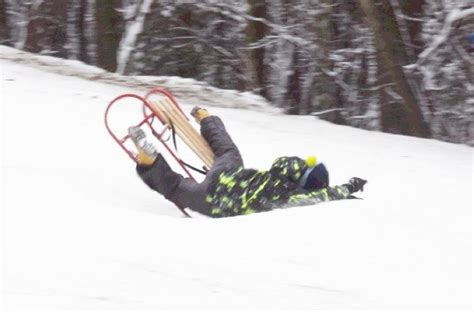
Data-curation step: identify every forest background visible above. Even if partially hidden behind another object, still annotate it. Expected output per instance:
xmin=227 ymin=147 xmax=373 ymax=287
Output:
xmin=1 ymin=0 xmax=473 ymax=145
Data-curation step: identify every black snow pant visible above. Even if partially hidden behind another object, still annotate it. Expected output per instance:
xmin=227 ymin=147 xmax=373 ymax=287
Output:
xmin=136 ymin=116 xmax=243 ymax=215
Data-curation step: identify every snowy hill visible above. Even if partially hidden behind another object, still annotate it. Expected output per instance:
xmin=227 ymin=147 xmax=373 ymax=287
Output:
xmin=1 ymin=49 xmax=472 ymax=310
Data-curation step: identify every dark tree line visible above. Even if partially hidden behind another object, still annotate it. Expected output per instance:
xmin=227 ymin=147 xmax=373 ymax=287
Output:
xmin=2 ymin=0 xmax=473 ymax=145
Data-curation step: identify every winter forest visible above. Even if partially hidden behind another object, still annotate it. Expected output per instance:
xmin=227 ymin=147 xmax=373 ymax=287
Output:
xmin=1 ymin=0 xmax=473 ymax=145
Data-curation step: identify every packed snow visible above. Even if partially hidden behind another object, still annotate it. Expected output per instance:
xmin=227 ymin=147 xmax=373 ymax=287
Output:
xmin=1 ymin=49 xmax=472 ymax=310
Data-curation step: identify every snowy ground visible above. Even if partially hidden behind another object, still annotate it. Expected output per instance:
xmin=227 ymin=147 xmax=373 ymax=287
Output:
xmin=1 ymin=51 xmax=472 ymax=310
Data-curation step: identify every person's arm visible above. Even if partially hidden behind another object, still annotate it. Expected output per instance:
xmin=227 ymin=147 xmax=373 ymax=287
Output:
xmin=286 ymin=177 xmax=367 ymax=206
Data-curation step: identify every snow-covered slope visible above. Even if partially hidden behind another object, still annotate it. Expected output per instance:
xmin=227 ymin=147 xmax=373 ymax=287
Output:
xmin=1 ymin=53 xmax=472 ymax=310
xmin=0 ymin=45 xmax=275 ymax=112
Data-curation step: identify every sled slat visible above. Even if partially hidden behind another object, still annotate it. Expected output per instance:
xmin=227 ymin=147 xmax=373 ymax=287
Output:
xmin=160 ymin=99 xmax=214 ymax=168
xmin=160 ymin=99 xmax=214 ymax=167
xmin=149 ymin=99 xmax=214 ymax=168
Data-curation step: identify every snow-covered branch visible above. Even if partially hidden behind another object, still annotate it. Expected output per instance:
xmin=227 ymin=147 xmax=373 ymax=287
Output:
xmin=310 ymin=108 xmax=346 ymax=116
xmin=116 ymin=0 xmax=153 ymax=74
xmin=406 ymin=7 xmax=474 ymax=70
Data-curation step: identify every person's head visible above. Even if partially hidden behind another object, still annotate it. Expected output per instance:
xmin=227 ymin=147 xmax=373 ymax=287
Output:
xmin=299 ymin=156 xmax=329 ymax=190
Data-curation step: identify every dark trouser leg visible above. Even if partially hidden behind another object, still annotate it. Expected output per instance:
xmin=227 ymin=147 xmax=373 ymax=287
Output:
xmin=175 ymin=116 xmax=243 ymax=212
xmin=136 ymin=154 xmax=209 ymax=214
xmin=136 ymin=116 xmax=242 ymax=216
xmin=200 ymin=116 xmax=243 ymax=178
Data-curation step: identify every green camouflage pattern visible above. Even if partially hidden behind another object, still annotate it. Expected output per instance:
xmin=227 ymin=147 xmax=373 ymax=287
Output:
xmin=206 ymin=156 xmax=351 ymax=217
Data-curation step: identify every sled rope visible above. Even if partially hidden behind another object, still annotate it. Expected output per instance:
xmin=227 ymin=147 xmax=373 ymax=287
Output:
xmin=169 ymin=122 xmax=208 ymax=175
xmin=149 ymin=98 xmax=215 ymax=169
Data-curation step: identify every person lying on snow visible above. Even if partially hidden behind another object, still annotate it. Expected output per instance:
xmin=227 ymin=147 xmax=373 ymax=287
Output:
xmin=129 ymin=107 xmax=367 ymax=218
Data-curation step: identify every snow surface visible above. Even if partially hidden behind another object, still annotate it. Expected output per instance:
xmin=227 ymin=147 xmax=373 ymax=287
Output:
xmin=1 ymin=51 xmax=473 ymax=310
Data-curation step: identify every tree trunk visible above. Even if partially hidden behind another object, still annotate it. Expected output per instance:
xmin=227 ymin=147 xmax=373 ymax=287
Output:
xmin=359 ymin=0 xmax=431 ymax=138
xmin=244 ymin=0 xmax=267 ymax=97
xmin=0 ymin=0 xmax=11 ymax=44
xmin=66 ymin=0 xmax=82 ymax=59
xmin=24 ymin=4 xmax=41 ymax=53
xmin=49 ymin=0 xmax=67 ymax=58
xmin=95 ymin=0 xmax=122 ymax=72
xmin=397 ymin=0 xmax=425 ymax=60
xmin=279 ymin=0 xmax=303 ymax=114
xmin=82 ymin=0 xmax=97 ymax=65
xmin=286 ymin=48 xmax=302 ymax=115
xmin=116 ymin=0 xmax=154 ymax=74
xmin=21 ymin=1 xmax=66 ymax=56
xmin=314 ymin=0 xmax=342 ymax=122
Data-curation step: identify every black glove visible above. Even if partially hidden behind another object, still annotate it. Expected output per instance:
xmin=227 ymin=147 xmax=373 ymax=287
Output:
xmin=344 ymin=177 xmax=367 ymax=193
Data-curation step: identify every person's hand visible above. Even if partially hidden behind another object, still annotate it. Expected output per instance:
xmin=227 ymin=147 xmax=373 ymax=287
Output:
xmin=345 ymin=177 xmax=367 ymax=193
xmin=190 ymin=106 xmax=210 ymax=124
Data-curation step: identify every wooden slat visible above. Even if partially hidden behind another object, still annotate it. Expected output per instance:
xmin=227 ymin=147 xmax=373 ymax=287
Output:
xmin=159 ymin=100 xmax=213 ymax=167
xmin=158 ymin=99 xmax=209 ymax=156
xmin=149 ymin=99 xmax=214 ymax=168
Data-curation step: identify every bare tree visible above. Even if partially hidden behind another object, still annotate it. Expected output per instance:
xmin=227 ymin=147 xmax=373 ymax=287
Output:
xmin=1 ymin=0 xmax=471 ymax=144
xmin=4 ymin=0 xmax=31 ymax=49
xmin=243 ymin=0 xmax=268 ymax=96
xmin=395 ymin=0 xmax=425 ymax=62
xmin=0 ymin=0 xmax=11 ymax=44
xmin=65 ymin=0 xmax=83 ymax=60
xmin=359 ymin=0 xmax=431 ymax=138
xmin=3 ymin=0 xmax=66 ymax=56
xmin=82 ymin=0 xmax=97 ymax=65
xmin=95 ymin=0 xmax=122 ymax=71
xmin=116 ymin=0 xmax=153 ymax=74
xmin=312 ymin=0 xmax=341 ymax=121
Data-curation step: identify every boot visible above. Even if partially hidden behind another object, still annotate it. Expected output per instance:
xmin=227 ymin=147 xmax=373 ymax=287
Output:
xmin=128 ymin=126 xmax=158 ymax=165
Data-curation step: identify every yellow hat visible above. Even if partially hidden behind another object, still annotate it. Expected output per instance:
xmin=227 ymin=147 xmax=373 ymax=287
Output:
xmin=305 ymin=155 xmax=317 ymax=168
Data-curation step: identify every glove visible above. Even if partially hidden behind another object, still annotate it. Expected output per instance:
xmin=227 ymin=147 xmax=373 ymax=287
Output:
xmin=344 ymin=177 xmax=367 ymax=193
xmin=190 ymin=106 xmax=210 ymax=124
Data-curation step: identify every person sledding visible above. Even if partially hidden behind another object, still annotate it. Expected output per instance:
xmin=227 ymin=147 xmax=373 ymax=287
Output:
xmin=129 ymin=107 xmax=367 ymax=218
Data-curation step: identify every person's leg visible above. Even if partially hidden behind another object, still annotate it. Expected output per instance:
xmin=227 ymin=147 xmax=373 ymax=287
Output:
xmin=132 ymin=113 xmax=244 ymax=216
xmin=200 ymin=116 xmax=241 ymax=159
xmin=136 ymin=154 xmax=211 ymax=215
xmin=171 ymin=177 xmax=209 ymax=213
xmin=129 ymin=125 xmax=211 ymax=213
xmin=200 ymin=115 xmax=243 ymax=172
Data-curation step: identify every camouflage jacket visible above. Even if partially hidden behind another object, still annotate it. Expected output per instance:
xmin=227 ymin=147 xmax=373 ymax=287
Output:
xmin=205 ymin=156 xmax=351 ymax=217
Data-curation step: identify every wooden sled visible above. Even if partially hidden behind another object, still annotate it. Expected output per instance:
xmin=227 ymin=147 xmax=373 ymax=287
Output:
xmin=144 ymin=89 xmax=214 ymax=170
xmin=104 ymin=88 xmax=215 ymax=217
